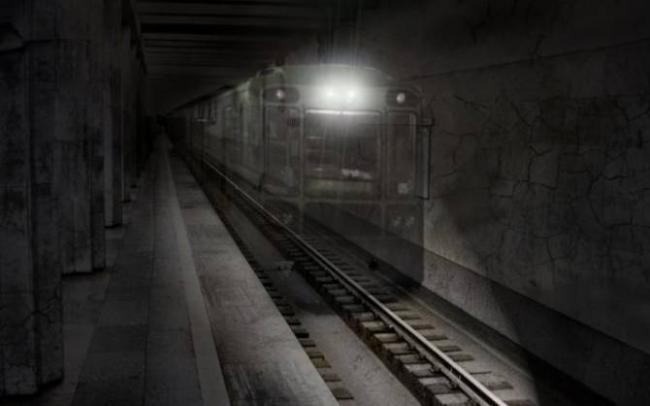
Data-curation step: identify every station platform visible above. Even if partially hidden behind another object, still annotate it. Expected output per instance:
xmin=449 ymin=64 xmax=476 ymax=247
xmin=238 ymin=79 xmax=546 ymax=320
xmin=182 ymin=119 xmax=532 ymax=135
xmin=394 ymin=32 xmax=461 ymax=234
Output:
xmin=5 ymin=139 xmax=337 ymax=406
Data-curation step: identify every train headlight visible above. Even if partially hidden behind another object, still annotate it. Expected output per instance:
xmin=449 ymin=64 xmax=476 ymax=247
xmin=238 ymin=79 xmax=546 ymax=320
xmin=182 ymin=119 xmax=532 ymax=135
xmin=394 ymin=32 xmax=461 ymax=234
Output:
xmin=263 ymin=87 xmax=299 ymax=103
xmin=322 ymin=86 xmax=336 ymax=100
xmin=319 ymin=84 xmax=362 ymax=106
xmin=346 ymin=88 xmax=359 ymax=103
xmin=387 ymin=89 xmax=417 ymax=107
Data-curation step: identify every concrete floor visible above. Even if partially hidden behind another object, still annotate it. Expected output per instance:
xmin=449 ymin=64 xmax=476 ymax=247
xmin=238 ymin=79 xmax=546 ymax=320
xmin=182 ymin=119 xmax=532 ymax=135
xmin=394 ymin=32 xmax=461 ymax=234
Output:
xmin=3 ymin=140 xmax=338 ymax=406
xmin=169 ymin=148 xmax=337 ymax=406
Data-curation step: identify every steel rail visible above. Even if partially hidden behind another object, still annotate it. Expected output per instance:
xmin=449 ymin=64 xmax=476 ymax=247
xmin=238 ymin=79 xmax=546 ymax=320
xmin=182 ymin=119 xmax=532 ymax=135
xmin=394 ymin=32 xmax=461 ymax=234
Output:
xmin=204 ymin=160 xmax=508 ymax=406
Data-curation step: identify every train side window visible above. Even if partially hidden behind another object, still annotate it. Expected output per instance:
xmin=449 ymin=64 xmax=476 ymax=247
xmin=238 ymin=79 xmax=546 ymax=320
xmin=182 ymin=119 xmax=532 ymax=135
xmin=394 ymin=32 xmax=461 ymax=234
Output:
xmin=387 ymin=113 xmax=416 ymax=198
xmin=220 ymin=106 xmax=228 ymax=138
xmin=240 ymin=104 xmax=247 ymax=143
xmin=224 ymin=107 xmax=233 ymax=138
xmin=225 ymin=106 xmax=241 ymax=139
xmin=234 ymin=106 xmax=241 ymax=138
xmin=223 ymin=106 xmax=242 ymax=165
xmin=210 ymin=100 xmax=217 ymax=122
xmin=415 ymin=120 xmax=432 ymax=199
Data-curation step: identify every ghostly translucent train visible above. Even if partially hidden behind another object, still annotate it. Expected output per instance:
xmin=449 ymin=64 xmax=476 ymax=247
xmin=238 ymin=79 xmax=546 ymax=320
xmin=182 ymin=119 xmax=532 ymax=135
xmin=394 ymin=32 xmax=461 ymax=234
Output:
xmin=167 ymin=64 xmax=431 ymax=279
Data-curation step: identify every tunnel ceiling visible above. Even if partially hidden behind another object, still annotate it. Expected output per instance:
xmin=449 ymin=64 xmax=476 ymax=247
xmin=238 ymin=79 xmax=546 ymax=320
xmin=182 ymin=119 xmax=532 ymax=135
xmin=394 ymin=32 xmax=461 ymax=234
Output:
xmin=137 ymin=0 xmax=332 ymax=84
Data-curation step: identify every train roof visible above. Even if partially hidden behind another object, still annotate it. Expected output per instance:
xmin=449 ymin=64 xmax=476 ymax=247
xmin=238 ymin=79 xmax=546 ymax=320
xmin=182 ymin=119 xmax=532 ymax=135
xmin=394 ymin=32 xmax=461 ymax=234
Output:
xmin=253 ymin=64 xmax=394 ymax=86
xmin=167 ymin=85 xmax=235 ymax=114
xmin=168 ymin=64 xmax=407 ymax=114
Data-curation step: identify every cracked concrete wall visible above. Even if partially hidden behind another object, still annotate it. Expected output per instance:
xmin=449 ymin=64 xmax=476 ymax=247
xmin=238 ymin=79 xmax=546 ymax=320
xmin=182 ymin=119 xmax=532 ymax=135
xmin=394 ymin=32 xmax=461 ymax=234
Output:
xmin=0 ymin=0 xmax=145 ymax=396
xmin=289 ymin=0 xmax=650 ymax=403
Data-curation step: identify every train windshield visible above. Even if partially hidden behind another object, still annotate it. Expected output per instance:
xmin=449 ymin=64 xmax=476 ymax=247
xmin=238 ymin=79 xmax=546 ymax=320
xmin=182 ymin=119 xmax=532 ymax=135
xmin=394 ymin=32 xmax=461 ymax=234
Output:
xmin=304 ymin=111 xmax=380 ymax=198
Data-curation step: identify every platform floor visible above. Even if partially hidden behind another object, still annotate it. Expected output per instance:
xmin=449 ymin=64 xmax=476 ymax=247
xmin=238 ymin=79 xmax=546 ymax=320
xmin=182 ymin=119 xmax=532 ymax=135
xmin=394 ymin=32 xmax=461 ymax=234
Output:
xmin=5 ymin=139 xmax=336 ymax=406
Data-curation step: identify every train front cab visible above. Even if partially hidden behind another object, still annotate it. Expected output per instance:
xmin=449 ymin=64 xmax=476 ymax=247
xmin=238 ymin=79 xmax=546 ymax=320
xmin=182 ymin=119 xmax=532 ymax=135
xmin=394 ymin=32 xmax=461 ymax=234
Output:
xmin=258 ymin=67 xmax=432 ymax=283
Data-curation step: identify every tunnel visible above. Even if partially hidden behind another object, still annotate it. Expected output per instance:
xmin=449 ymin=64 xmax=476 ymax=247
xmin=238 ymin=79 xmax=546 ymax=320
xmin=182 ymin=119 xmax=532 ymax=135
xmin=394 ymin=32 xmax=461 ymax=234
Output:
xmin=0 ymin=1 xmax=649 ymax=405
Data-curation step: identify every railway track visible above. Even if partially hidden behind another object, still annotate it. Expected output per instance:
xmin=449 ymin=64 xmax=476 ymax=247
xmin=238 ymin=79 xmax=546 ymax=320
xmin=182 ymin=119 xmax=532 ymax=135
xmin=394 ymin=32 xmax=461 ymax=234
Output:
xmin=199 ymin=158 xmax=535 ymax=406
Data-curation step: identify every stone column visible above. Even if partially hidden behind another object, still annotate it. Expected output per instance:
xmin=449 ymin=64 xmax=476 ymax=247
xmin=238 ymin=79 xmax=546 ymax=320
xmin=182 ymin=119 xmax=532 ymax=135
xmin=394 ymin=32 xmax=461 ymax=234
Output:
xmin=103 ymin=0 xmax=123 ymax=227
xmin=57 ymin=0 xmax=105 ymax=273
xmin=87 ymin=0 xmax=106 ymax=270
xmin=136 ymin=67 xmax=148 ymax=174
xmin=120 ymin=27 xmax=134 ymax=201
xmin=0 ymin=0 xmax=63 ymax=395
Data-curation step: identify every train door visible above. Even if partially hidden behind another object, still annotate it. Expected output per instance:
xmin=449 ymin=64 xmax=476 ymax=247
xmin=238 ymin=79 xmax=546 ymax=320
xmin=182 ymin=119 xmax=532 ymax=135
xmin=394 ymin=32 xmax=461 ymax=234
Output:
xmin=204 ymin=99 xmax=218 ymax=161
xmin=224 ymin=105 xmax=242 ymax=170
xmin=239 ymin=102 xmax=252 ymax=181
xmin=189 ymin=104 xmax=204 ymax=158
xmin=245 ymin=100 xmax=263 ymax=176
xmin=262 ymin=106 xmax=301 ymax=196
xmin=386 ymin=112 xmax=421 ymax=244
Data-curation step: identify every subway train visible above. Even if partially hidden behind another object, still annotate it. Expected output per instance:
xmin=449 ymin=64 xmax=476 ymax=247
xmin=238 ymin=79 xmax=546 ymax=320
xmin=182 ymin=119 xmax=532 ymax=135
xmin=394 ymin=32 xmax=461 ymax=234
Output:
xmin=167 ymin=64 xmax=431 ymax=280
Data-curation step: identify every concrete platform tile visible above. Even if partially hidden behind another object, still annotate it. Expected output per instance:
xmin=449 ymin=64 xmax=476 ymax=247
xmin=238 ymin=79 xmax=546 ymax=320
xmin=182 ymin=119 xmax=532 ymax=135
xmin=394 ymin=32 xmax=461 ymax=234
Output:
xmin=87 ymin=325 xmax=147 ymax=354
xmin=76 ymin=352 xmax=145 ymax=384
xmin=150 ymin=258 xmax=183 ymax=285
xmin=97 ymin=296 xmax=149 ymax=326
xmin=63 ymin=300 xmax=104 ymax=326
xmin=148 ymin=287 xmax=190 ymax=330
xmin=223 ymin=360 xmax=334 ymax=406
xmin=146 ymin=329 xmax=194 ymax=356
xmin=106 ymin=274 xmax=152 ymax=292
xmin=145 ymin=355 xmax=202 ymax=406
xmin=144 ymin=386 xmax=202 ymax=406
xmin=109 ymin=261 xmax=153 ymax=287
xmin=52 ymin=324 xmax=95 ymax=395
xmin=170 ymin=151 xmax=335 ymax=406
xmin=71 ymin=380 xmax=141 ymax=406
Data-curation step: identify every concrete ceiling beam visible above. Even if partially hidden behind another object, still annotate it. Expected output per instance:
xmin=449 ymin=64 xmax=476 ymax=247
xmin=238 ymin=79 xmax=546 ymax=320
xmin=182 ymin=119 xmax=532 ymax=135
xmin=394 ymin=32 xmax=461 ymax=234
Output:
xmin=146 ymin=55 xmax=272 ymax=67
xmin=141 ymin=15 xmax=322 ymax=30
xmin=147 ymin=64 xmax=258 ymax=77
xmin=141 ymin=22 xmax=317 ymax=37
xmin=142 ymin=33 xmax=300 ymax=44
xmin=140 ymin=15 xmax=322 ymax=30
xmin=138 ymin=2 xmax=327 ymax=19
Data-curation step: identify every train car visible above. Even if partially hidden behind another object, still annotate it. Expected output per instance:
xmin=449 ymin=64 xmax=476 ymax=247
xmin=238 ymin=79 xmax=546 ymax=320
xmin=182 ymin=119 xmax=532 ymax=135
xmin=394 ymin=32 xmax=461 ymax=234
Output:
xmin=168 ymin=64 xmax=431 ymax=282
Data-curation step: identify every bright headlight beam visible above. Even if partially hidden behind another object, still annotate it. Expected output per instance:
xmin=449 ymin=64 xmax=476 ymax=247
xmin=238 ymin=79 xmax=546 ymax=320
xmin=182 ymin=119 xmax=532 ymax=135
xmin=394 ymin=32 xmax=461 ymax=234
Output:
xmin=323 ymin=86 xmax=335 ymax=99
xmin=320 ymin=83 xmax=361 ymax=105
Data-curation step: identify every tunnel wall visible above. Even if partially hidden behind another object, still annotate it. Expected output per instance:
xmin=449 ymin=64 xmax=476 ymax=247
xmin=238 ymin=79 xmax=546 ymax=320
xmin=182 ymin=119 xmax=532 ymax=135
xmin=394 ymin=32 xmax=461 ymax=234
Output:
xmin=288 ymin=0 xmax=650 ymax=403
xmin=0 ymin=0 xmax=146 ymax=396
